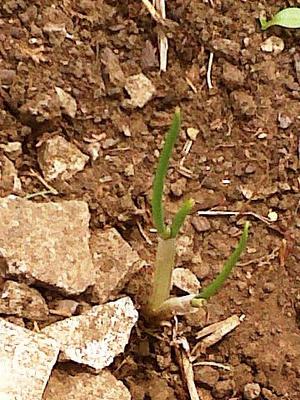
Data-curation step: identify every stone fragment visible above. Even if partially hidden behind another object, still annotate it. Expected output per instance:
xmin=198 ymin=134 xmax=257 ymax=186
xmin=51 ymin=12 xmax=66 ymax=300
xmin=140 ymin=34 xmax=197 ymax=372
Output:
xmin=187 ymin=127 xmax=199 ymax=141
xmin=172 ymin=268 xmax=200 ymax=294
xmin=191 ymin=216 xmax=211 ymax=233
xmin=124 ymin=73 xmax=156 ymax=108
xmin=43 ymin=23 xmax=67 ymax=46
xmin=0 ymin=197 xmax=95 ymax=295
xmin=194 ymin=366 xmax=220 ymax=387
xmin=90 ymin=228 xmax=144 ymax=303
xmin=211 ymin=38 xmax=240 ymax=62
xmin=0 ymin=142 xmax=22 ymax=159
xmin=243 ymin=383 xmax=261 ymax=400
xmin=38 ymin=135 xmax=89 ymax=180
xmin=230 ymin=90 xmax=257 ymax=117
xmin=170 ymin=177 xmax=187 ymax=197
xmin=0 ymin=69 xmax=16 ymax=86
xmin=0 ymin=318 xmax=59 ymax=400
xmin=278 ymin=113 xmax=292 ymax=129
xmin=0 ymin=155 xmax=22 ymax=196
xmin=0 ymin=280 xmax=49 ymax=320
xmin=222 ymin=62 xmax=245 ymax=89
xmin=43 ymin=369 xmax=131 ymax=400
xmin=42 ymin=297 xmax=138 ymax=370
xmin=55 ymin=87 xmax=77 ymax=118
xmin=101 ymin=47 xmax=125 ymax=87
xmin=261 ymin=36 xmax=284 ymax=55
xmin=49 ymin=299 xmax=78 ymax=317
xmin=212 ymin=379 xmax=235 ymax=399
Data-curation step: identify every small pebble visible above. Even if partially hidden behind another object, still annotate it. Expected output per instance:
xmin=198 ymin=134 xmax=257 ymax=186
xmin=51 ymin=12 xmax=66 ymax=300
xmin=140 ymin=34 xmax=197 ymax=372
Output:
xmin=243 ymin=383 xmax=261 ymax=400
xmin=187 ymin=127 xmax=199 ymax=141
xmin=191 ymin=216 xmax=211 ymax=233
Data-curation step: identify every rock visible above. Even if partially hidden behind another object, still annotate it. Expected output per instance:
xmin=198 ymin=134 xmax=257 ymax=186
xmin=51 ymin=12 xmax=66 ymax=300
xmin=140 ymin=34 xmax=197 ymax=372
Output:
xmin=0 ymin=197 xmax=95 ymax=295
xmin=172 ymin=267 xmax=200 ymax=294
xmin=42 ymin=297 xmax=138 ymax=370
xmin=243 ymin=383 xmax=261 ymax=399
xmin=43 ymin=369 xmax=131 ymax=400
xmin=261 ymin=388 xmax=277 ymax=400
xmin=230 ymin=90 xmax=257 ymax=117
xmin=38 ymin=135 xmax=89 ymax=180
xmin=43 ymin=23 xmax=67 ymax=46
xmin=261 ymin=36 xmax=284 ymax=55
xmin=48 ymin=299 xmax=78 ymax=317
xmin=278 ymin=113 xmax=292 ymax=129
xmin=212 ymin=380 xmax=235 ymax=399
xmin=191 ymin=216 xmax=211 ymax=233
xmin=0 ymin=318 xmax=59 ymax=400
xmin=90 ymin=228 xmax=144 ymax=303
xmin=124 ymin=73 xmax=156 ymax=108
xmin=211 ymin=38 xmax=240 ymax=62
xmin=0 ymin=155 xmax=22 ymax=196
xmin=101 ymin=47 xmax=125 ymax=87
xmin=55 ymin=87 xmax=77 ymax=118
xmin=222 ymin=62 xmax=245 ymax=89
xmin=170 ymin=177 xmax=187 ymax=197
xmin=0 ymin=280 xmax=49 ymax=320
xmin=194 ymin=366 xmax=219 ymax=387
xmin=0 ymin=142 xmax=22 ymax=160
xmin=0 ymin=69 xmax=16 ymax=86
xmin=187 ymin=127 xmax=199 ymax=141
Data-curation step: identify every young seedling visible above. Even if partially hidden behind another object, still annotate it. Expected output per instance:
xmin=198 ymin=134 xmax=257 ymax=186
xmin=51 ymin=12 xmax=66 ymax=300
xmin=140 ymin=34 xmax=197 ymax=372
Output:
xmin=260 ymin=7 xmax=300 ymax=30
xmin=145 ymin=108 xmax=249 ymax=320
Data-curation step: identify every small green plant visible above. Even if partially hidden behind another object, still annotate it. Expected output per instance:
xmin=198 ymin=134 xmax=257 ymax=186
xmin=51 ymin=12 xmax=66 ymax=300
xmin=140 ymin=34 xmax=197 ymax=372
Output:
xmin=145 ymin=108 xmax=249 ymax=320
xmin=260 ymin=7 xmax=300 ymax=30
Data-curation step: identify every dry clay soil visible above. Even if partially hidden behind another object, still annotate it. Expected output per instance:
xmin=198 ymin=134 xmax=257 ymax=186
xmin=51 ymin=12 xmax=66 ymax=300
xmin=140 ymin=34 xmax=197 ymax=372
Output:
xmin=0 ymin=1 xmax=300 ymax=399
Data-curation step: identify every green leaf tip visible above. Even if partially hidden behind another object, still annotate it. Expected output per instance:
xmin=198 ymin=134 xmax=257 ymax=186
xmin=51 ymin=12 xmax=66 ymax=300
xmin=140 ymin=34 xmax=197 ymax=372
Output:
xmin=194 ymin=221 xmax=250 ymax=301
xmin=170 ymin=198 xmax=195 ymax=238
xmin=260 ymin=7 xmax=300 ymax=30
xmin=152 ymin=109 xmax=181 ymax=239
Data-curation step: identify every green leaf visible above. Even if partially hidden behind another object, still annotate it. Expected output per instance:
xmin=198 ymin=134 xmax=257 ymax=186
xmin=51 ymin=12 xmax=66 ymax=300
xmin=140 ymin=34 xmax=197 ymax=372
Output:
xmin=152 ymin=108 xmax=181 ymax=239
xmin=170 ymin=198 xmax=195 ymax=238
xmin=260 ymin=7 xmax=300 ymax=31
xmin=192 ymin=221 xmax=250 ymax=302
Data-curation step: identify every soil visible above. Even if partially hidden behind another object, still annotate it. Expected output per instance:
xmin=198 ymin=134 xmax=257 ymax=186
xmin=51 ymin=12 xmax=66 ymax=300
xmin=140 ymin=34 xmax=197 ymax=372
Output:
xmin=0 ymin=1 xmax=300 ymax=399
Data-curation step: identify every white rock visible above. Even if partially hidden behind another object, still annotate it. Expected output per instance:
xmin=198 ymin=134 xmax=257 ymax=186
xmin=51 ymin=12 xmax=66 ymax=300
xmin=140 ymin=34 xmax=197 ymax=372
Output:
xmin=172 ymin=267 xmax=201 ymax=294
xmin=0 ymin=319 xmax=59 ymax=400
xmin=187 ymin=127 xmax=199 ymax=141
xmin=43 ymin=369 xmax=131 ymax=400
xmin=55 ymin=87 xmax=77 ymax=118
xmin=42 ymin=297 xmax=138 ymax=370
xmin=38 ymin=135 xmax=89 ymax=181
xmin=124 ymin=73 xmax=155 ymax=108
xmin=261 ymin=36 xmax=284 ymax=55
xmin=0 ymin=197 xmax=95 ymax=295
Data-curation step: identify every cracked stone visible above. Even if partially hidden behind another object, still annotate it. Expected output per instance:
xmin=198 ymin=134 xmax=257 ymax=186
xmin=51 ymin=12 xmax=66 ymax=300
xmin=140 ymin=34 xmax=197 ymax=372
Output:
xmin=42 ymin=297 xmax=138 ymax=370
xmin=124 ymin=73 xmax=155 ymax=108
xmin=38 ymin=135 xmax=89 ymax=181
xmin=0 ymin=318 xmax=59 ymax=400
xmin=172 ymin=268 xmax=201 ymax=294
xmin=43 ymin=369 xmax=131 ymax=400
xmin=0 ymin=280 xmax=49 ymax=320
xmin=90 ymin=228 xmax=144 ymax=303
xmin=0 ymin=197 xmax=95 ymax=295
xmin=0 ymin=155 xmax=22 ymax=196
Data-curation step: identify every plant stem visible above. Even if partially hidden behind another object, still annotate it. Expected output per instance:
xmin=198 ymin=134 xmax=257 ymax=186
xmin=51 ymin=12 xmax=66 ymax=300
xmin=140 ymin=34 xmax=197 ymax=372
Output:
xmin=152 ymin=107 xmax=181 ymax=239
xmin=147 ymin=237 xmax=176 ymax=313
xmin=192 ymin=222 xmax=249 ymax=303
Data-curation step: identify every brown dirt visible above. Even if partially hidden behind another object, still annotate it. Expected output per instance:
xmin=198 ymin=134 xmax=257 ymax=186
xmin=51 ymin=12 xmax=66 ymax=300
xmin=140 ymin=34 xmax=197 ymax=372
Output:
xmin=1 ymin=0 xmax=300 ymax=399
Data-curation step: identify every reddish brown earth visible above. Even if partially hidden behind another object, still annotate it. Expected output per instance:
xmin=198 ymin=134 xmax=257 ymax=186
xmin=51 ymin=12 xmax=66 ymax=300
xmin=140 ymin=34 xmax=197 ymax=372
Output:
xmin=0 ymin=1 xmax=299 ymax=399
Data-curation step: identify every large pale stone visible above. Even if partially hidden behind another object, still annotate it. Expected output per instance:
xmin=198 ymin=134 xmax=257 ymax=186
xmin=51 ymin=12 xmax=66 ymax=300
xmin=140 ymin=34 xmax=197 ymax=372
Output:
xmin=90 ymin=228 xmax=144 ymax=303
xmin=0 ymin=319 xmax=59 ymax=400
xmin=38 ymin=135 xmax=89 ymax=180
xmin=42 ymin=297 xmax=138 ymax=370
xmin=0 ymin=280 xmax=49 ymax=320
xmin=124 ymin=73 xmax=155 ymax=108
xmin=43 ymin=369 xmax=131 ymax=400
xmin=0 ymin=197 xmax=95 ymax=295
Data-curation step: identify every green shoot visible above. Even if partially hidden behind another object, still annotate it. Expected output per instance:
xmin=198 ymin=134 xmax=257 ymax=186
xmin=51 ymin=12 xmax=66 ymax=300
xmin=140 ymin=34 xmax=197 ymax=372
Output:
xmin=192 ymin=221 xmax=249 ymax=304
xmin=260 ymin=7 xmax=300 ymax=30
xmin=151 ymin=107 xmax=194 ymax=239
xmin=146 ymin=109 xmax=250 ymax=320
